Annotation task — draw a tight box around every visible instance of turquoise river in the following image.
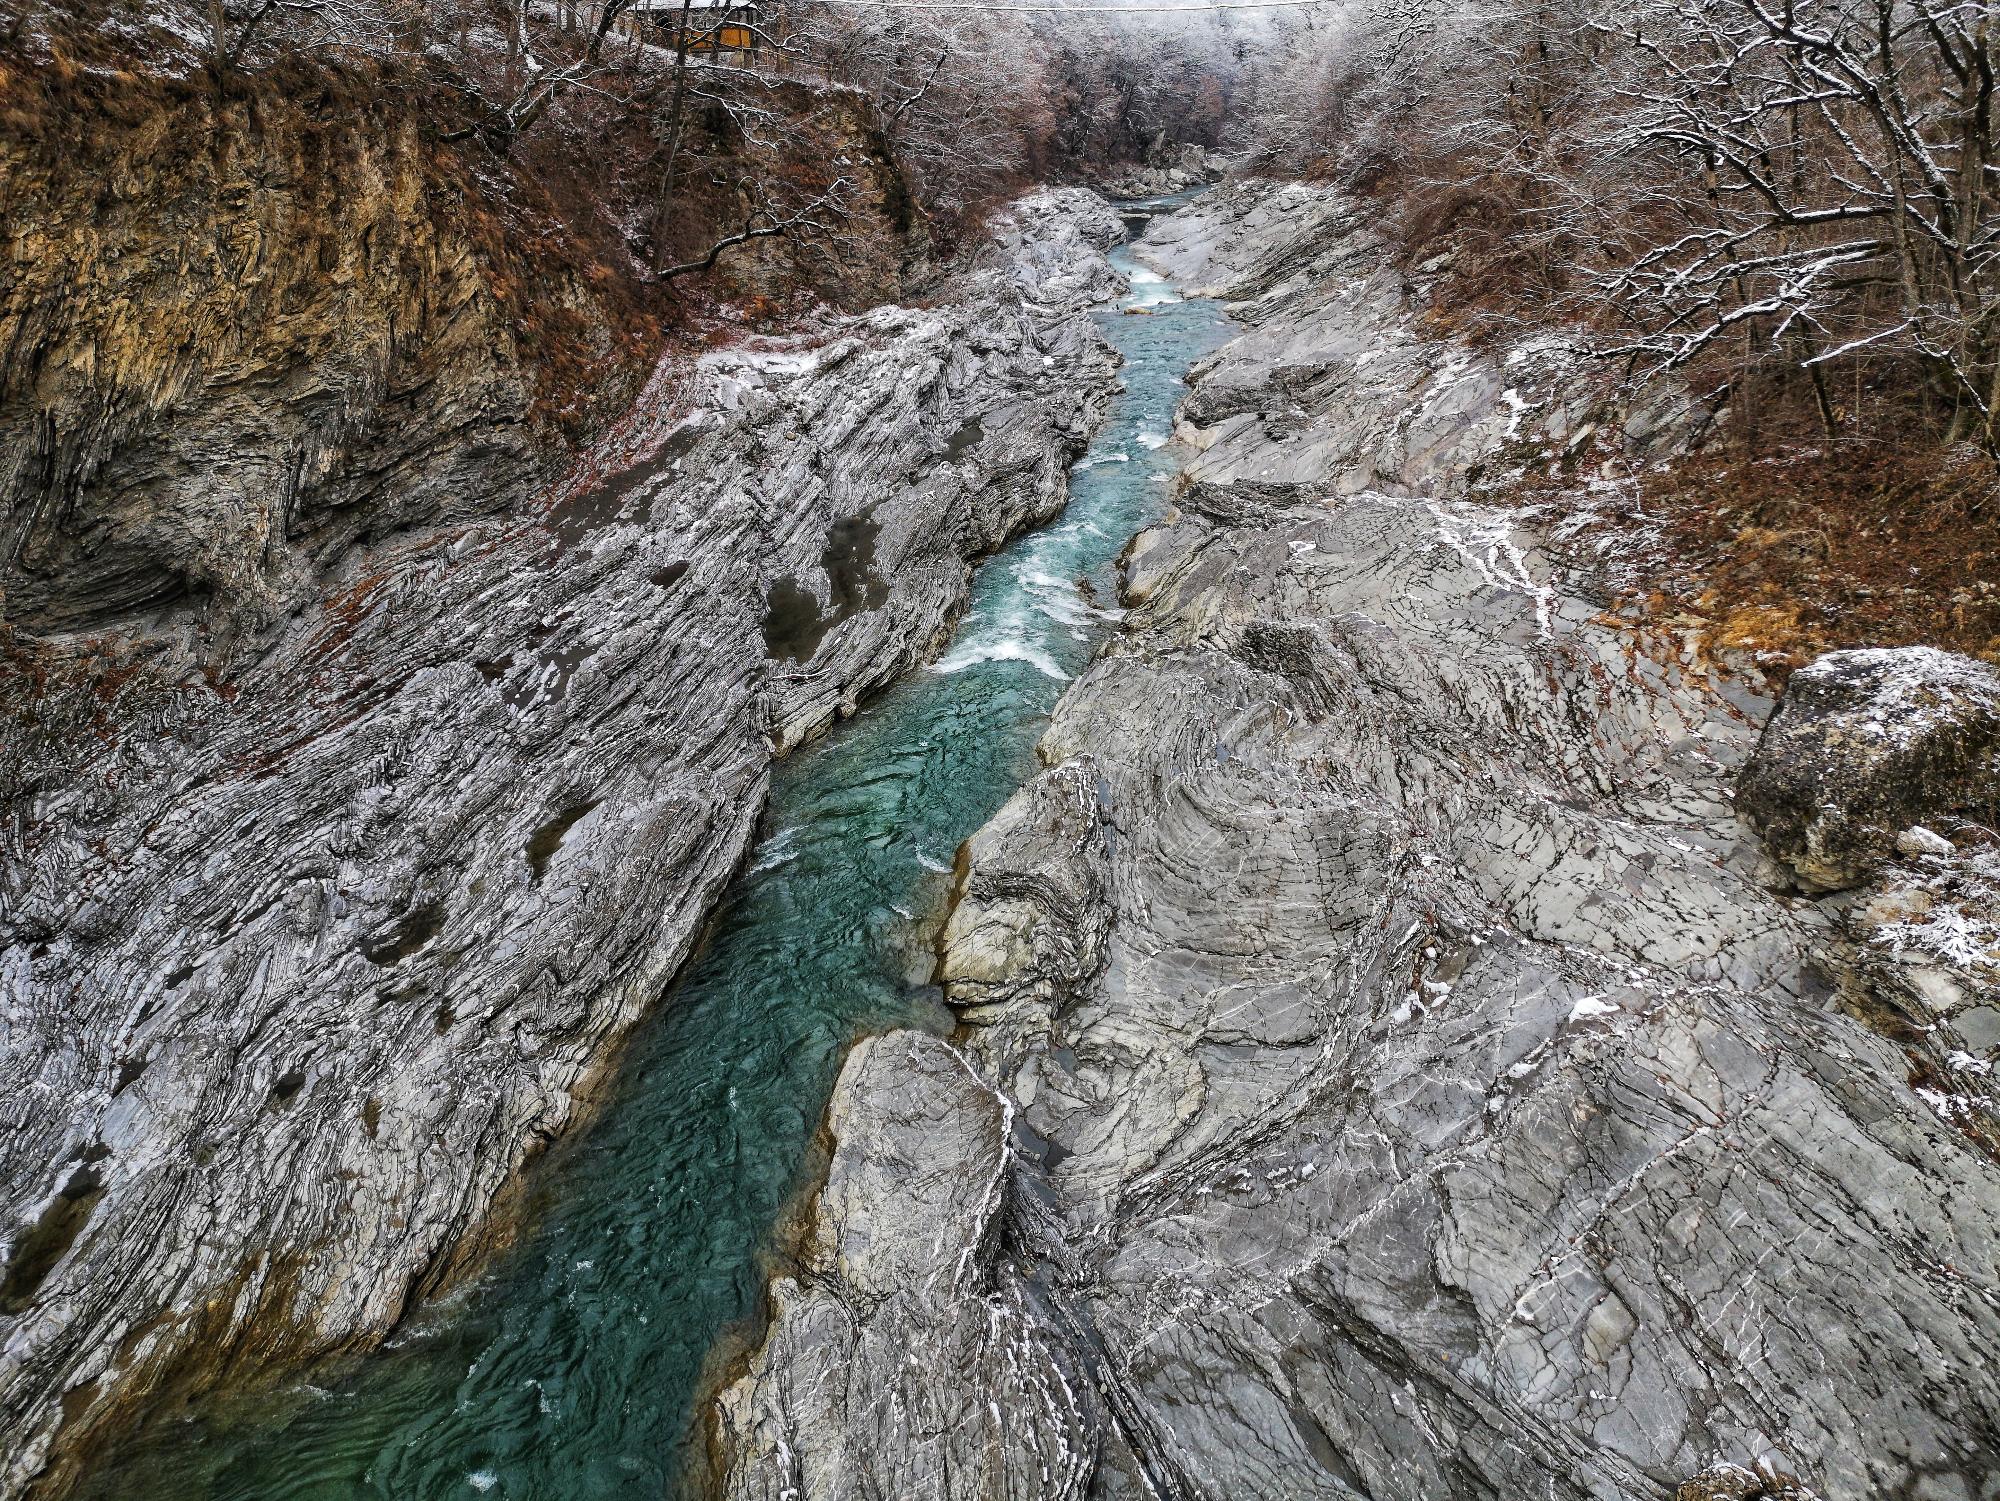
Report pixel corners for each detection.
[80,234,1230,1501]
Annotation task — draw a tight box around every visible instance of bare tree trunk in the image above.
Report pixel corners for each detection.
[504,0,526,96]
[650,0,698,274]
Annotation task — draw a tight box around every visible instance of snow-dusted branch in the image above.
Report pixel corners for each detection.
[658,176,855,278]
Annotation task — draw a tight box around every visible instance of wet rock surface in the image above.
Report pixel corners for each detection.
[713,181,2000,1500]
[0,188,1125,1498]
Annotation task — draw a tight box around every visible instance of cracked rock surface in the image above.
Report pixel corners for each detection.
[709,181,2000,1500]
[0,188,1125,1499]
[709,1030,1100,1501]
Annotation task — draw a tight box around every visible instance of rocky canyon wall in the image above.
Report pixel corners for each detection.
[0,38,1132,1486]
[0,38,927,641]
[0,55,635,635]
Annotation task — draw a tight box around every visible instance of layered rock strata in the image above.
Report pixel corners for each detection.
[1096,145,1231,202]
[2,68,590,635]
[0,43,930,640]
[0,189,1126,1498]
[711,182,2000,1500]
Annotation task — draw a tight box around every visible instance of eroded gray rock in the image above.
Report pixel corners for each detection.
[0,189,1126,1499]
[924,492,1998,1501]
[714,182,2000,1501]
[707,1030,1101,1501]
[1096,146,1230,202]
[1134,181,1704,498]
[1738,649,2000,1137]
[1839,843,2000,1056]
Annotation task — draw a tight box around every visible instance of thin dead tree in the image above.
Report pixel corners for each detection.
[203,0,395,80]
[658,176,854,277]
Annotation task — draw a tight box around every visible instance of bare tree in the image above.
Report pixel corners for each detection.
[784,0,1048,224]
[1600,0,2000,443]
[203,0,397,79]
[658,175,854,276]
[1239,0,2000,446]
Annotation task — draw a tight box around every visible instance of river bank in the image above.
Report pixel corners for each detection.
[710,181,2000,1500]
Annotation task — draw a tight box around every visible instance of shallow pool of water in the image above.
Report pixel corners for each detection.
[81,244,1230,1501]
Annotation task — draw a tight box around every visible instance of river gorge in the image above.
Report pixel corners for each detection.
[7,164,2000,1501]
[54,220,1232,1501]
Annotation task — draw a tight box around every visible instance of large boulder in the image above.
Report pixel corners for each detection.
[707,1031,1100,1501]
[1738,647,2000,892]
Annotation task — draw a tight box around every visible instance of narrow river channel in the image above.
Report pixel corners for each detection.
[82,235,1230,1501]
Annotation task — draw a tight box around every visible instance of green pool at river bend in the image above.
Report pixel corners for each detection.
[84,241,1229,1501]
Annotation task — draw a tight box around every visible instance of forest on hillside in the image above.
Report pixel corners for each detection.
[15,0,1995,464]
[1252,0,2000,456]
[6,0,1239,271]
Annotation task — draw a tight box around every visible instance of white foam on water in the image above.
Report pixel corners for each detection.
[1018,567,1120,628]
[748,827,800,875]
[1038,520,1106,541]
[1025,586,1090,629]
[1023,591,1080,628]
[1137,429,1170,450]
[469,1473,499,1495]
[933,636,1071,681]
[1120,267,1183,308]
[1076,451,1131,468]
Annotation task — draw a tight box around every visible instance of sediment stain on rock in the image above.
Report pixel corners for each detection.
[761,514,891,665]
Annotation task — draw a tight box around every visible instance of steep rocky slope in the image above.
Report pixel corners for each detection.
[0,38,935,642]
[709,182,2000,1500]
[0,185,1127,1499]
[0,57,640,635]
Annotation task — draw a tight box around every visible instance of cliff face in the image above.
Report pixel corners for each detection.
[0,108,1127,1493]
[0,56,661,634]
[711,183,2000,1501]
[0,29,975,642]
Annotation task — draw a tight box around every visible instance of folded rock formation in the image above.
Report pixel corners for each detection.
[710,182,2000,1501]
[0,189,1126,1499]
